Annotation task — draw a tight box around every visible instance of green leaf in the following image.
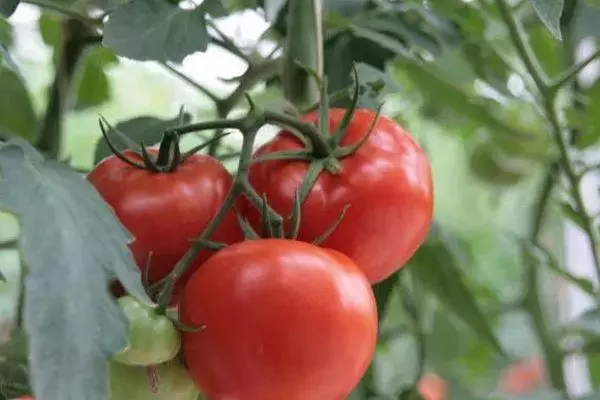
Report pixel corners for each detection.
[570,307,600,334]
[372,334,420,396]
[576,80,600,148]
[353,62,403,110]
[0,139,152,400]
[530,0,565,39]
[0,0,20,18]
[349,24,412,58]
[0,66,36,141]
[93,112,192,164]
[560,202,587,230]
[0,328,31,398]
[103,0,223,62]
[74,47,118,110]
[408,224,507,359]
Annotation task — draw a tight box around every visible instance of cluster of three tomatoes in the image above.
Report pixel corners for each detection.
[88,109,434,400]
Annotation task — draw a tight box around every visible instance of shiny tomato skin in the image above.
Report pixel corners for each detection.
[179,239,378,400]
[241,108,434,283]
[88,149,242,303]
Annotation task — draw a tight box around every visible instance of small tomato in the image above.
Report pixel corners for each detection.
[113,296,180,366]
[499,356,545,395]
[110,359,198,400]
[417,373,447,400]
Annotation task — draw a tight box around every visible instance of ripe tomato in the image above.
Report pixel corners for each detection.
[113,296,180,366]
[179,239,378,400]
[110,359,198,400]
[88,148,242,303]
[417,373,447,400]
[240,108,433,283]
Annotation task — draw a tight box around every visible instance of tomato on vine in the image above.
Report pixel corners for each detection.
[240,108,434,283]
[179,238,378,400]
[113,296,180,366]
[109,359,198,400]
[88,128,242,304]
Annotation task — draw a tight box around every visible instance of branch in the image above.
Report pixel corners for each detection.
[494,0,549,91]
[22,0,100,26]
[160,62,221,103]
[36,20,100,158]
[549,48,600,92]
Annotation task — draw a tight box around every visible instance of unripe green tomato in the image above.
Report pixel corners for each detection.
[114,296,180,366]
[110,360,198,400]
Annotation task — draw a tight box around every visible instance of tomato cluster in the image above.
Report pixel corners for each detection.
[87,108,433,400]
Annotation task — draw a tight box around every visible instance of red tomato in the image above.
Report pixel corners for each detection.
[88,149,242,304]
[417,373,447,400]
[179,239,378,400]
[240,108,434,283]
[499,355,545,395]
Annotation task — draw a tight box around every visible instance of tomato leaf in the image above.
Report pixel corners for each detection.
[576,80,600,148]
[559,201,587,231]
[0,328,31,398]
[103,0,225,62]
[530,0,565,40]
[0,139,152,400]
[93,112,192,164]
[0,0,20,18]
[408,225,507,359]
[74,47,119,110]
[0,66,36,141]
[264,0,286,20]
[353,62,403,110]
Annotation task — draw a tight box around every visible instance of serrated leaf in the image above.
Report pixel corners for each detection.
[0,0,20,18]
[408,225,507,359]
[0,139,152,400]
[74,47,118,110]
[530,0,565,40]
[560,202,587,230]
[0,66,36,141]
[264,0,286,21]
[103,0,216,62]
[93,112,192,164]
[353,62,403,110]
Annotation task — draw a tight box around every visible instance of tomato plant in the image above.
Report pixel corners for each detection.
[109,360,198,400]
[113,296,180,366]
[88,147,242,303]
[179,239,378,400]
[241,108,434,283]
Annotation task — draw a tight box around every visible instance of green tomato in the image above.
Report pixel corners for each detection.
[114,296,180,366]
[110,359,199,400]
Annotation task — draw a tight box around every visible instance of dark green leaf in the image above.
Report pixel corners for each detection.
[560,202,587,230]
[74,47,118,110]
[0,328,31,398]
[349,24,412,58]
[93,113,192,164]
[0,139,152,400]
[103,0,218,62]
[576,81,600,148]
[0,16,12,46]
[0,0,19,18]
[372,270,400,321]
[530,0,565,39]
[408,224,507,359]
[0,66,36,141]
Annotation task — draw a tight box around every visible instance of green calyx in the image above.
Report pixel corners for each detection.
[113,296,181,367]
[98,112,229,173]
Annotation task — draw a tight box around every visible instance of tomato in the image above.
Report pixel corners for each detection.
[88,148,242,304]
[110,359,198,400]
[240,108,434,283]
[179,239,378,400]
[113,296,180,366]
[499,356,545,395]
[417,373,447,400]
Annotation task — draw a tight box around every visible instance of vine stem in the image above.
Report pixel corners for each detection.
[495,0,600,284]
[311,0,324,81]
[23,0,99,25]
[155,123,284,311]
